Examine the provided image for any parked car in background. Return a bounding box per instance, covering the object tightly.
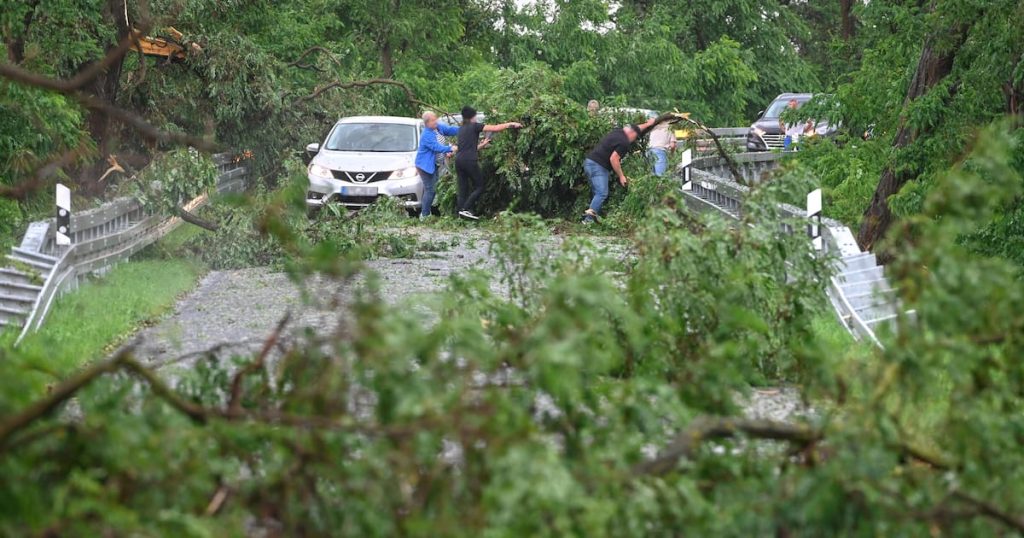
[305,116,423,214]
[745,93,838,151]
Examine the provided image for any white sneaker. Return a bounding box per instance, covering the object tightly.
[458,210,480,221]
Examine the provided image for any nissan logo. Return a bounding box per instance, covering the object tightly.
[355,173,365,182]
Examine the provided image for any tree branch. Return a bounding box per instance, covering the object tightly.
[0,146,87,200]
[633,416,820,476]
[951,491,1024,533]
[174,205,220,231]
[228,312,290,413]
[0,346,135,449]
[287,46,342,69]
[670,113,746,184]
[295,78,440,114]
[0,20,151,93]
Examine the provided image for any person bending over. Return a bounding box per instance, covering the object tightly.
[582,117,657,223]
[454,106,522,220]
[415,111,458,219]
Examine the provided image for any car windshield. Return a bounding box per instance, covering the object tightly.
[325,123,417,152]
[763,98,809,119]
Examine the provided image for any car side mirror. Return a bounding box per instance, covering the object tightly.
[757,110,765,117]
[306,143,320,154]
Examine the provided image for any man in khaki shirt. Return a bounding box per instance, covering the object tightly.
[647,121,676,176]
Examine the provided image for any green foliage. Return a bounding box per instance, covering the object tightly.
[791,0,1024,257]
[0,198,21,252]
[5,1,1024,535]
[786,136,887,228]
[180,203,286,270]
[133,149,218,215]
[0,181,836,535]
[602,173,678,230]
[478,65,614,216]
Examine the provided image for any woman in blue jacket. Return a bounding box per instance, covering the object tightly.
[415,111,459,219]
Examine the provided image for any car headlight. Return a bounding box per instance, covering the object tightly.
[388,166,419,180]
[308,164,333,179]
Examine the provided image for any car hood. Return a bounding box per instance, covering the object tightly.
[313,150,416,172]
[749,118,785,134]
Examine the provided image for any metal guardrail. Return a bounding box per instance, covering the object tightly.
[678,127,749,154]
[679,151,901,348]
[0,153,247,344]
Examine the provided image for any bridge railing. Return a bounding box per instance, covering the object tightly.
[679,151,899,348]
[677,127,749,154]
[1,153,248,344]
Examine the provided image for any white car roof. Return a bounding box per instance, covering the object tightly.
[337,116,421,126]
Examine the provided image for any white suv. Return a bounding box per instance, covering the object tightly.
[306,116,424,212]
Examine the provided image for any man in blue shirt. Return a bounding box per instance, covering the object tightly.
[415,111,459,219]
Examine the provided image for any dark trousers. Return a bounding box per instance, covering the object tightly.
[455,159,485,212]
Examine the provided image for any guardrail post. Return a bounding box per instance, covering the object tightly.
[807,188,822,251]
[56,183,71,246]
[680,149,693,191]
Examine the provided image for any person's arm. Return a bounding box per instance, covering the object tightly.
[438,124,460,137]
[422,131,454,154]
[610,151,627,186]
[482,122,522,132]
[477,138,491,150]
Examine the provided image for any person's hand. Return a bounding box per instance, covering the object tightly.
[479,138,492,148]
[509,122,523,129]
[619,175,629,187]
[451,145,458,152]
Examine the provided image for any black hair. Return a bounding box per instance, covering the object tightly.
[461,106,477,125]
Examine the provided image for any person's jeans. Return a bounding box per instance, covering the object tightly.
[455,159,485,213]
[648,148,669,176]
[583,158,610,219]
[418,168,439,217]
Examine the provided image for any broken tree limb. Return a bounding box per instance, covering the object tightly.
[228,312,291,413]
[669,113,746,185]
[633,416,820,476]
[0,346,135,449]
[174,205,219,231]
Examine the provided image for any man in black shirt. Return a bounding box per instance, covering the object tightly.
[583,116,658,223]
[455,106,521,220]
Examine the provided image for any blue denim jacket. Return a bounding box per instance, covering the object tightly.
[415,124,458,174]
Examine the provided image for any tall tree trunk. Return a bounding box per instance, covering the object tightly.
[6,0,40,63]
[79,0,130,192]
[839,0,855,41]
[857,25,969,251]
[380,39,395,78]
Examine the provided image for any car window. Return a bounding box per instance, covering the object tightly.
[763,98,809,119]
[325,123,417,152]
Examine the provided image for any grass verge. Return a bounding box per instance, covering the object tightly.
[0,259,204,402]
